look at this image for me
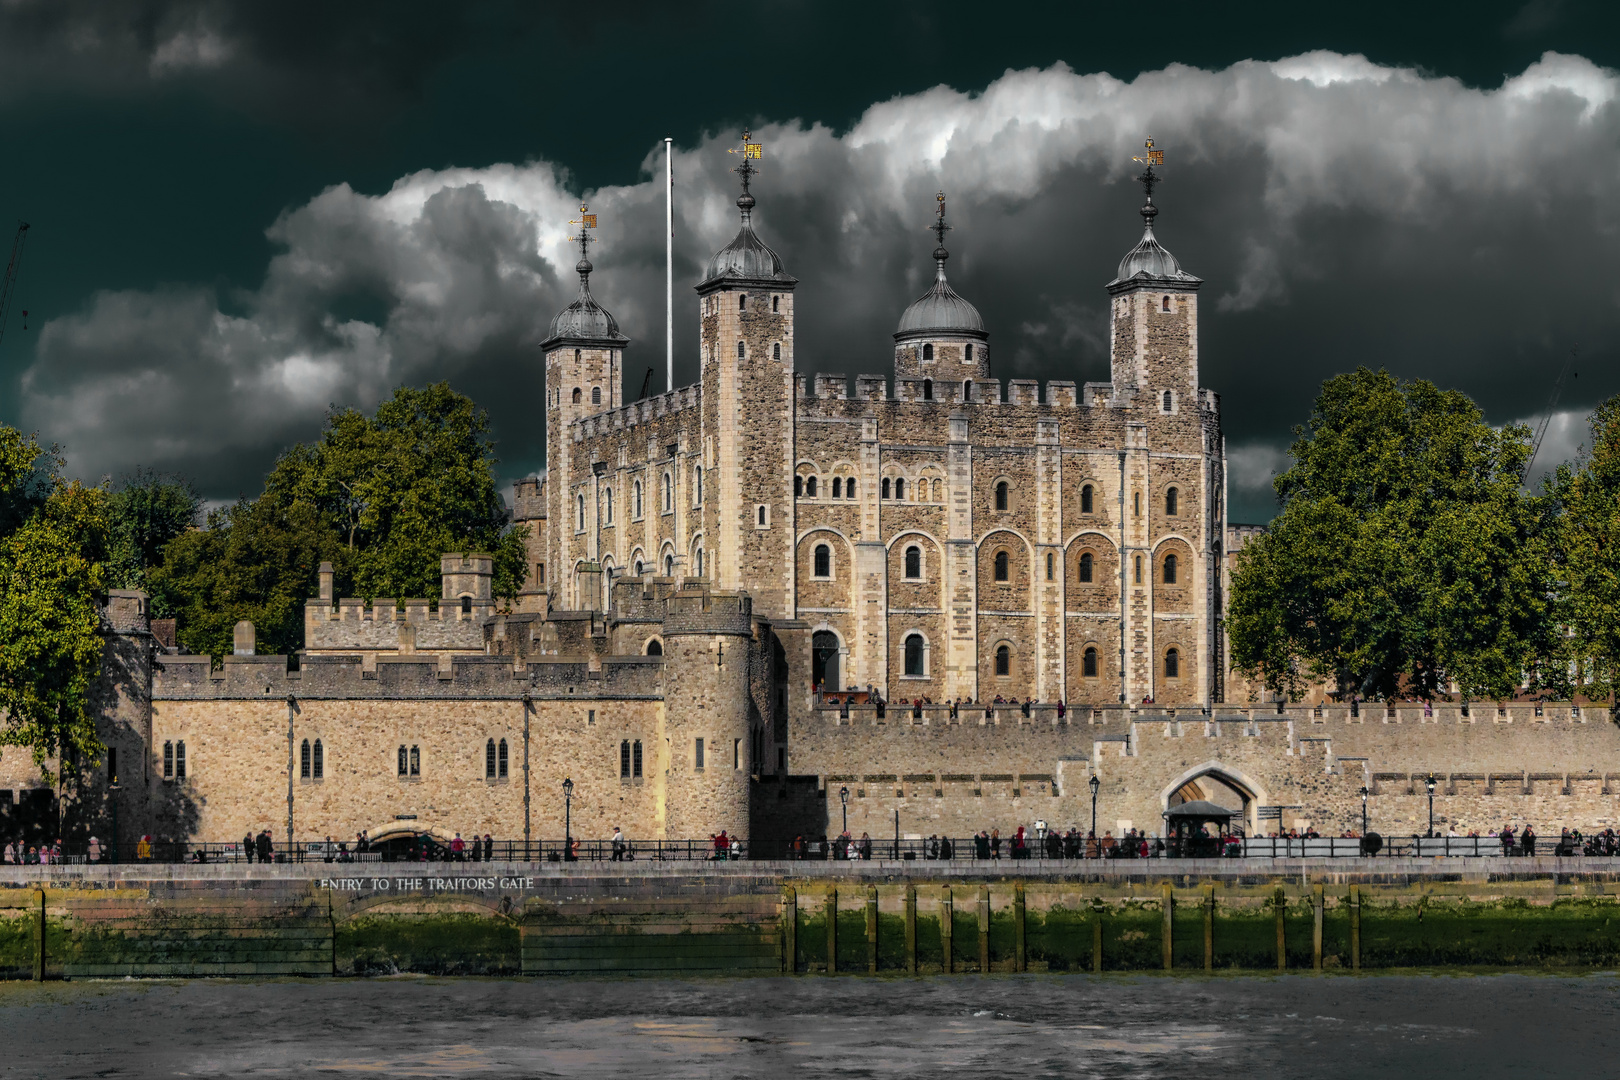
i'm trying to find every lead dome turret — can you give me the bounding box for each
[893,192,989,384]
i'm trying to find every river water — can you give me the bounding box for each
[7,973,1615,1078]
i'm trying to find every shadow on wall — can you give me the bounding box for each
[749,777,827,856]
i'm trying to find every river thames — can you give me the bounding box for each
[7,972,1614,1078]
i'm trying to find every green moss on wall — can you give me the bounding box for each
[338,914,519,975]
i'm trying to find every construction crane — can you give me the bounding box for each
[0,221,29,353]
[638,366,655,401]
[1524,345,1577,483]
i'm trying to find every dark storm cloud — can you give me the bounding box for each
[19,52,1620,519]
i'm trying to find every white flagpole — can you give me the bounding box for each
[665,136,674,393]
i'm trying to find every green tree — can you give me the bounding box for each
[1228,368,1556,704]
[1547,395,1620,703]
[152,383,527,660]
[0,428,111,776]
[104,467,201,604]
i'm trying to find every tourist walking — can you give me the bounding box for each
[1521,825,1536,856]
[243,831,255,863]
[611,827,626,861]
[484,834,494,861]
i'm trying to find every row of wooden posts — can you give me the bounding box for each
[781,883,1366,973]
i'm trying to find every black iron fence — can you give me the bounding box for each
[3,832,1615,866]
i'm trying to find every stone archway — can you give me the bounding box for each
[1158,761,1267,835]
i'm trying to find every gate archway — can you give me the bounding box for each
[1158,762,1267,835]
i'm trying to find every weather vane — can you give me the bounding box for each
[932,190,952,245]
[567,203,598,261]
[1132,136,1164,205]
[727,128,763,194]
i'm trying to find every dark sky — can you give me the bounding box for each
[0,0,1616,523]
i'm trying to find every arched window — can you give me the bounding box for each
[1083,646,1099,677]
[905,545,921,579]
[592,386,601,405]
[963,379,973,400]
[634,559,643,575]
[995,644,1011,677]
[312,739,322,779]
[772,295,780,312]
[646,638,663,656]
[694,548,704,576]
[634,481,643,518]
[1166,487,1178,515]
[620,740,631,778]
[486,739,497,779]
[633,740,643,777]
[409,745,420,776]
[758,504,767,526]
[881,478,891,499]
[851,479,860,500]
[1081,484,1094,514]
[832,477,842,498]
[964,344,974,365]
[1134,555,1143,584]
[895,478,906,500]
[931,478,942,501]
[1079,552,1094,583]
[498,739,508,778]
[923,379,933,400]
[995,481,1008,510]
[577,493,585,528]
[574,348,582,361]
[604,488,613,524]
[398,745,408,776]
[773,342,780,360]
[794,475,803,497]
[1133,491,1141,516]
[175,741,185,779]
[301,739,311,779]
[1165,648,1180,678]
[736,341,745,358]
[814,544,831,578]
[994,550,1009,582]
[461,595,472,615]
[572,387,581,404]
[923,343,934,361]
[664,554,674,575]
[1163,553,1178,584]
[1162,295,1171,311]
[806,475,817,497]
[739,294,748,310]
[1046,552,1055,580]
[1162,390,1173,412]
[663,473,673,511]
[694,466,703,503]
[904,633,925,676]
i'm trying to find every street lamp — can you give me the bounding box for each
[562,777,575,861]
[109,780,121,865]
[1089,774,1101,853]
[1035,819,1048,860]
[839,786,849,834]
[1359,785,1369,842]
[1424,773,1437,839]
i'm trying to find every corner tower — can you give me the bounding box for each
[695,131,798,618]
[542,205,629,610]
[1106,139,1202,408]
[894,191,989,384]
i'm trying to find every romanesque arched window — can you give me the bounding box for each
[964,344,974,365]
[498,739,508,779]
[572,387,581,404]
[773,342,780,360]
[736,341,745,358]
[1165,648,1180,678]
[633,739,643,777]
[994,550,1009,582]
[576,493,585,529]
[574,348,582,361]
[646,639,663,656]
[832,477,842,498]
[312,739,323,779]
[881,478,891,499]
[795,475,803,497]
[592,386,601,405]
[1081,484,1094,514]
[814,544,831,578]
[995,644,1011,677]
[739,294,748,310]
[486,739,497,779]
[1163,553,1178,585]
[664,553,674,575]
[772,295,780,312]
[301,739,311,779]
[695,548,704,576]
[1083,646,1099,677]
[923,379,933,400]
[1166,487,1178,515]
[895,477,906,500]
[923,343,934,361]
[461,596,472,615]
[905,545,921,579]
[1079,552,1094,583]
[904,633,925,676]
[807,475,818,497]
[963,379,973,400]
[995,481,1009,511]
[1163,390,1174,412]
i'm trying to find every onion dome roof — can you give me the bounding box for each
[894,191,987,341]
[700,189,797,288]
[544,255,628,346]
[1106,145,1201,294]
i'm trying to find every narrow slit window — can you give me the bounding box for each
[1166,487,1178,515]
[1165,648,1180,678]
[1163,553,1178,585]
[1046,552,1055,580]
[695,738,705,770]
[995,645,1010,677]
[922,379,933,400]
[995,481,1009,511]
[1134,555,1143,585]
[1081,484,1094,513]
[772,295,779,312]
[1083,646,1098,677]
[994,550,1009,582]
[1080,552,1094,583]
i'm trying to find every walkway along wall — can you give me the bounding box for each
[5,860,1620,978]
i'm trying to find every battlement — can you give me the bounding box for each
[512,475,547,522]
[571,384,700,442]
[793,373,1216,411]
[153,651,665,701]
[662,588,754,636]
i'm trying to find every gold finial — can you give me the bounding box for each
[1132,136,1164,168]
[567,203,598,265]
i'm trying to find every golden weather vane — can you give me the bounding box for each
[727,129,763,194]
[567,203,598,260]
[1132,135,1164,168]
[1132,136,1164,207]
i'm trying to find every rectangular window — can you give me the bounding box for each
[409,745,420,776]
[588,709,596,725]
[312,740,323,779]
[398,746,408,776]
[621,740,631,778]
[695,738,705,770]
[175,741,186,780]
[734,738,742,770]
[537,562,545,584]
[498,740,508,779]
[633,740,643,778]
[163,741,173,779]
[301,740,311,778]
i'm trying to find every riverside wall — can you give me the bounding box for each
[5,860,1620,978]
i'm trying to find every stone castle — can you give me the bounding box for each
[3,141,1617,854]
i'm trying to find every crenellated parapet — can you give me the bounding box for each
[571,385,701,442]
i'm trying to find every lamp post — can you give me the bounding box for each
[562,777,574,861]
[1424,773,1437,839]
[1035,819,1048,861]
[839,786,849,834]
[1359,785,1369,843]
[1089,774,1100,851]
[109,780,120,865]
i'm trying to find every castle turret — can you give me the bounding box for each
[1106,138,1202,408]
[695,131,797,618]
[659,589,755,840]
[543,204,629,610]
[894,191,989,387]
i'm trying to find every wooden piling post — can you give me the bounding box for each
[1092,901,1103,973]
[1161,882,1174,971]
[941,886,954,973]
[866,885,879,974]
[1203,883,1215,972]
[904,884,917,974]
[1349,884,1361,971]
[783,886,798,974]
[826,888,838,975]
[1014,883,1026,973]
[1312,884,1324,972]
[977,886,991,972]
[33,889,44,982]
[1275,887,1287,972]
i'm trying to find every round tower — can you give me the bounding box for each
[894,191,989,390]
[659,589,755,842]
